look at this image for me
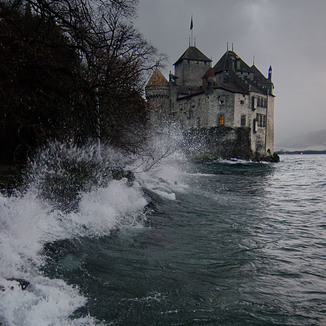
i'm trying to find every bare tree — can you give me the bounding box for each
[23,0,165,91]
[26,0,166,146]
[0,0,166,163]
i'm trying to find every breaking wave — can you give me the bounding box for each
[0,135,186,325]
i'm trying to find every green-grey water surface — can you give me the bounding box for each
[46,155,326,325]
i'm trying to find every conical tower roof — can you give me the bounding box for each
[146,69,169,87]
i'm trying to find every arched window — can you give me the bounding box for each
[218,114,224,125]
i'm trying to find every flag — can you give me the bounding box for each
[190,15,193,30]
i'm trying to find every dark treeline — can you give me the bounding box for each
[0,0,165,165]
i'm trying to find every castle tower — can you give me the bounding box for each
[174,46,212,87]
[145,69,170,128]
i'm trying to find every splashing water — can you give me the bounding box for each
[0,133,185,325]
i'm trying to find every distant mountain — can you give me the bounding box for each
[276,130,326,151]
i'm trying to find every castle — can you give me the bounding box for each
[145,44,275,158]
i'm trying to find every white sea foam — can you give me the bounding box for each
[0,190,90,325]
[0,135,187,325]
[0,277,88,326]
[135,162,188,201]
[0,178,148,325]
[125,128,188,200]
[76,179,148,234]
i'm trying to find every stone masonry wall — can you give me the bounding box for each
[183,126,252,160]
[175,61,211,87]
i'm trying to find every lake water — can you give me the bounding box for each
[1,151,326,325]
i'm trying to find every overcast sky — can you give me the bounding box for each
[135,0,326,144]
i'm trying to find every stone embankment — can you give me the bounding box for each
[184,126,280,163]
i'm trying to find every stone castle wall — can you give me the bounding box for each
[175,61,211,87]
[183,126,252,160]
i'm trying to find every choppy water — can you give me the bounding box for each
[1,151,326,325]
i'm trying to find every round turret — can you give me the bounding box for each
[145,69,170,128]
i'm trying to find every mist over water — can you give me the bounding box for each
[1,139,326,325]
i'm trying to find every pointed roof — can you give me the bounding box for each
[174,46,212,65]
[146,69,169,87]
[212,51,274,95]
[213,50,251,74]
[250,65,269,83]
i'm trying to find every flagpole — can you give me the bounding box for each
[190,15,193,46]
[191,27,193,46]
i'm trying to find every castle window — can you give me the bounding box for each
[256,114,266,127]
[240,100,244,105]
[241,115,246,127]
[253,119,258,133]
[252,97,257,110]
[257,96,267,108]
[218,114,224,125]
